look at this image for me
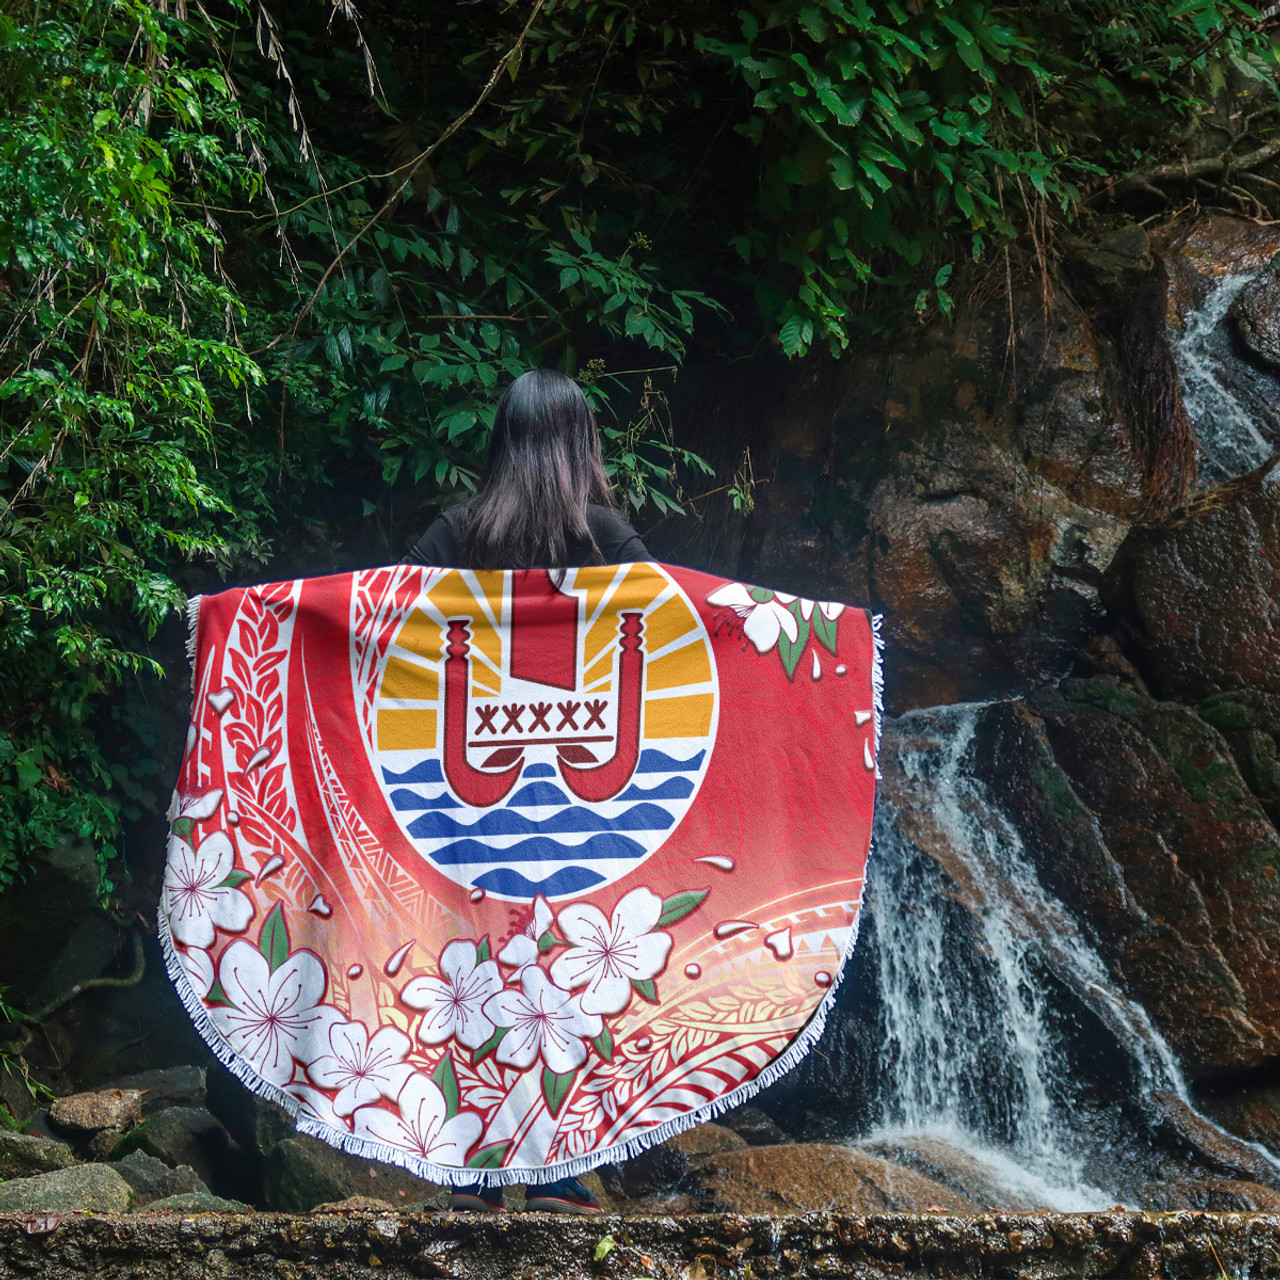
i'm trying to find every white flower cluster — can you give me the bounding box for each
[401,887,673,1075]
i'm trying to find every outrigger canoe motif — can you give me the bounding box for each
[162,561,881,1184]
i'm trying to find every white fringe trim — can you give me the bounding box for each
[184,594,202,686]
[871,612,885,779]
[156,608,885,1189]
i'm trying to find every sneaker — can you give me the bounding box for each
[524,1176,602,1214]
[448,1181,506,1212]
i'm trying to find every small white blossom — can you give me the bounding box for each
[550,887,672,1015]
[706,582,799,654]
[209,940,343,1086]
[401,940,504,1050]
[497,895,554,974]
[306,1021,416,1117]
[351,1074,480,1165]
[483,965,602,1075]
[163,830,254,949]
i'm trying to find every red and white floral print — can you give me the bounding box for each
[549,887,673,1016]
[208,940,342,1086]
[306,1021,416,1117]
[400,940,504,1050]
[483,965,603,1074]
[163,829,255,949]
[498,895,554,974]
[351,1074,481,1165]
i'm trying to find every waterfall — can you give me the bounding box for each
[865,703,1192,1210]
[1172,273,1278,486]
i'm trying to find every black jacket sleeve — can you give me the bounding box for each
[404,514,459,567]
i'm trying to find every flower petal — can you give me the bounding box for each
[705,582,754,610]
[742,604,781,653]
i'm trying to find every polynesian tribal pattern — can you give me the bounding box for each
[162,563,881,1183]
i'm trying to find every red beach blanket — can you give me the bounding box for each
[162,562,881,1183]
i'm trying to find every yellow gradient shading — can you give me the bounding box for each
[394,609,444,666]
[642,596,696,656]
[584,565,667,667]
[644,693,714,738]
[646,640,712,692]
[380,656,439,703]
[378,708,438,751]
[582,649,614,687]
[427,571,503,681]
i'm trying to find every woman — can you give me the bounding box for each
[406,368,651,572]
[407,369,650,1213]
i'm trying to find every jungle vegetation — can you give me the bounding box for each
[1,0,1278,890]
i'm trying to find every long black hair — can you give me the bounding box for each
[454,369,615,569]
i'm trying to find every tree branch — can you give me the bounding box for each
[273,0,548,349]
[1111,130,1280,199]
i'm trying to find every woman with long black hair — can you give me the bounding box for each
[407,368,651,572]
[406,369,649,1213]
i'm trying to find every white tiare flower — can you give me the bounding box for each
[482,964,602,1075]
[163,830,255,949]
[351,1073,481,1165]
[498,895,554,973]
[306,1020,416,1117]
[550,887,672,1016]
[208,939,343,1086]
[706,582,799,654]
[177,946,215,1001]
[401,940,504,1050]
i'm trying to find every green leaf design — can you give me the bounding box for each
[776,602,811,681]
[465,1141,511,1170]
[657,888,709,928]
[471,1025,510,1066]
[171,817,194,845]
[258,902,289,974]
[215,870,251,889]
[592,1026,614,1062]
[206,979,233,1007]
[432,1054,461,1120]
[811,606,839,655]
[537,930,555,955]
[630,977,659,1004]
[541,1066,576,1117]
[476,936,490,964]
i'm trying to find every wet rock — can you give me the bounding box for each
[1231,265,1280,369]
[1149,1089,1280,1187]
[104,1067,207,1115]
[261,1135,442,1213]
[972,684,1280,1075]
[1200,1081,1280,1155]
[716,1104,790,1147]
[1141,1178,1280,1211]
[142,1191,248,1213]
[108,1150,206,1207]
[617,1123,747,1198]
[0,1131,74,1180]
[0,1163,134,1214]
[857,1137,1048,1211]
[1104,462,1280,707]
[111,1107,240,1197]
[309,1194,397,1212]
[50,1089,143,1135]
[687,1143,981,1213]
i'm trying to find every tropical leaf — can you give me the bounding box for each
[258,903,289,973]
[811,607,839,654]
[631,977,659,1004]
[432,1053,461,1119]
[465,1141,511,1169]
[656,888,708,927]
[541,1066,576,1117]
[471,1025,510,1066]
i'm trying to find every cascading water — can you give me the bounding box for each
[863,703,1194,1210]
[1173,273,1280,486]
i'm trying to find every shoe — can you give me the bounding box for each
[448,1181,506,1212]
[524,1176,602,1214]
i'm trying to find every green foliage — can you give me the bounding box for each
[1,0,1277,891]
